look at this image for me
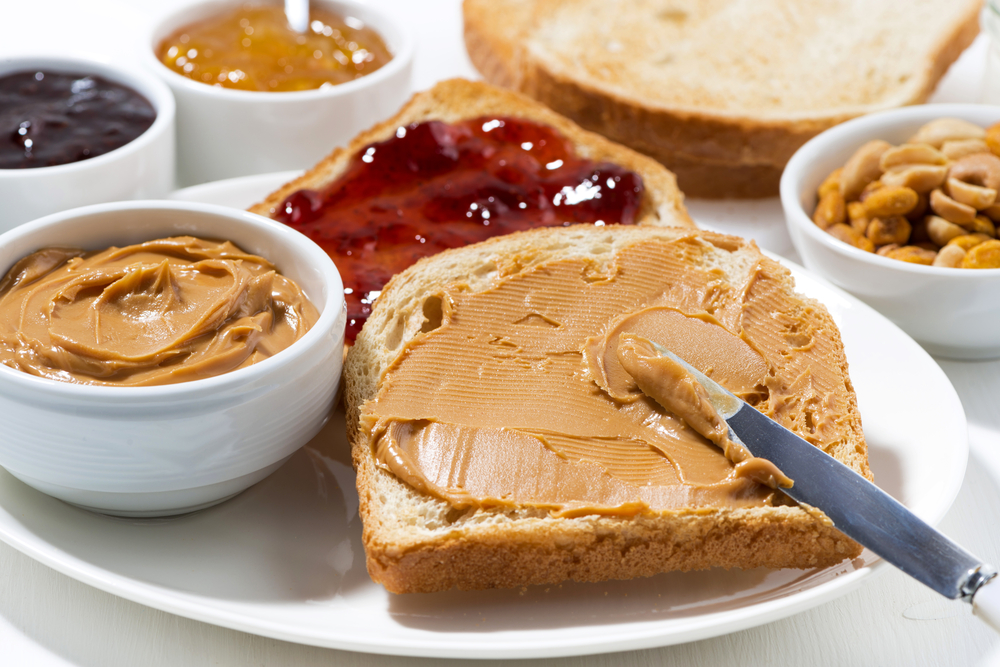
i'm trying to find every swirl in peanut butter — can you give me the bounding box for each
[0,237,318,386]
[362,233,858,516]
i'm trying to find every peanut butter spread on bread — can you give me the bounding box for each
[361,232,856,517]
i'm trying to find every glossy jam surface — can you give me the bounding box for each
[157,3,392,92]
[0,71,156,170]
[274,117,644,342]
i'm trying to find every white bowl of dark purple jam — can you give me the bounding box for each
[0,55,175,231]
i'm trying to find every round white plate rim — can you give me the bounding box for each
[0,172,969,659]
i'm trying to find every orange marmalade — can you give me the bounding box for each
[157,3,392,92]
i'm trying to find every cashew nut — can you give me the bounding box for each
[876,243,900,257]
[941,139,990,160]
[962,239,1000,268]
[948,153,1000,191]
[818,168,842,199]
[863,186,918,218]
[909,118,986,148]
[946,178,998,211]
[970,215,998,237]
[929,188,977,226]
[880,164,948,193]
[847,201,868,233]
[879,143,947,171]
[981,203,1000,223]
[840,140,891,201]
[933,244,967,268]
[813,190,846,229]
[884,245,936,265]
[948,233,992,251]
[926,215,966,246]
[827,223,875,252]
[866,216,911,246]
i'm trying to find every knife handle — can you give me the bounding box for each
[974,577,1000,633]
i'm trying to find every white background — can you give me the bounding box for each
[2,1,1000,665]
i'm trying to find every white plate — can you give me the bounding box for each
[0,173,968,659]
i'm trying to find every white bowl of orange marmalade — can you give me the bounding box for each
[141,0,414,186]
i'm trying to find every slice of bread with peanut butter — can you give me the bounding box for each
[463,0,982,197]
[344,224,870,593]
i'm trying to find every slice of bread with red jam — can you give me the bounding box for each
[344,224,870,594]
[249,78,694,343]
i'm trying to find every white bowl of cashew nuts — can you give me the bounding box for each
[782,104,1000,360]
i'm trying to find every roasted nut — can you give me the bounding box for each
[879,143,947,171]
[880,164,948,193]
[827,223,875,252]
[981,203,1000,222]
[909,118,986,148]
[813,190,846,229]
[962,239,1000,268]
[840,140,891,201]
[948,233,992,251]
[876,243,900,256]
[866,216,911,246]
[847,201,868,233]
[946,178,998,211]
[926,215,966,246]
[885,245,936,265]
[859,180,886,202]
[970,215,997,237]
[941,139,990,160]
[929,188,977,225]
[906,191,929,221]
[863,186,918,217]
[933,244,966,268]
[986,122,1000,157]
[818,168,842,199]
[949,153,1000,191]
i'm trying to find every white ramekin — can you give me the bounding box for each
[0,55,176,233]
[0,200,346,516]
[781,104,1000,360]
[141,0,414,186]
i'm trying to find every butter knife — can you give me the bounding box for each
[644,339,1000,631]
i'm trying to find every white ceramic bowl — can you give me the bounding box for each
[0,55,176,233]
[0,201,346,516]
[142,0,413,186]
[781,104,1000,360]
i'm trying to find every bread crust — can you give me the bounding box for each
[344,225,868,594]
[249,78,694,228]
[464,0,982,198]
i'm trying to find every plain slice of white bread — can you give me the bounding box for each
[463,0,981,197]
[344,224,870,594]
[249,78,694,229]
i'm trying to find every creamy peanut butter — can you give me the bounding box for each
[614,334,792,489]
[362,233,856,516]
[0,236,318,386]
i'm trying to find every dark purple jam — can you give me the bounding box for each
[0,70,156,169]
[273,117,645,342]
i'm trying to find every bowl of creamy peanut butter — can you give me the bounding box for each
[0,200,345,516]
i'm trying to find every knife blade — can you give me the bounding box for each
[641,338,1000,625]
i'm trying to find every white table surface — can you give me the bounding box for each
[3,1,1000,664]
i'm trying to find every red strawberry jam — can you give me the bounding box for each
[273,117,644,342]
